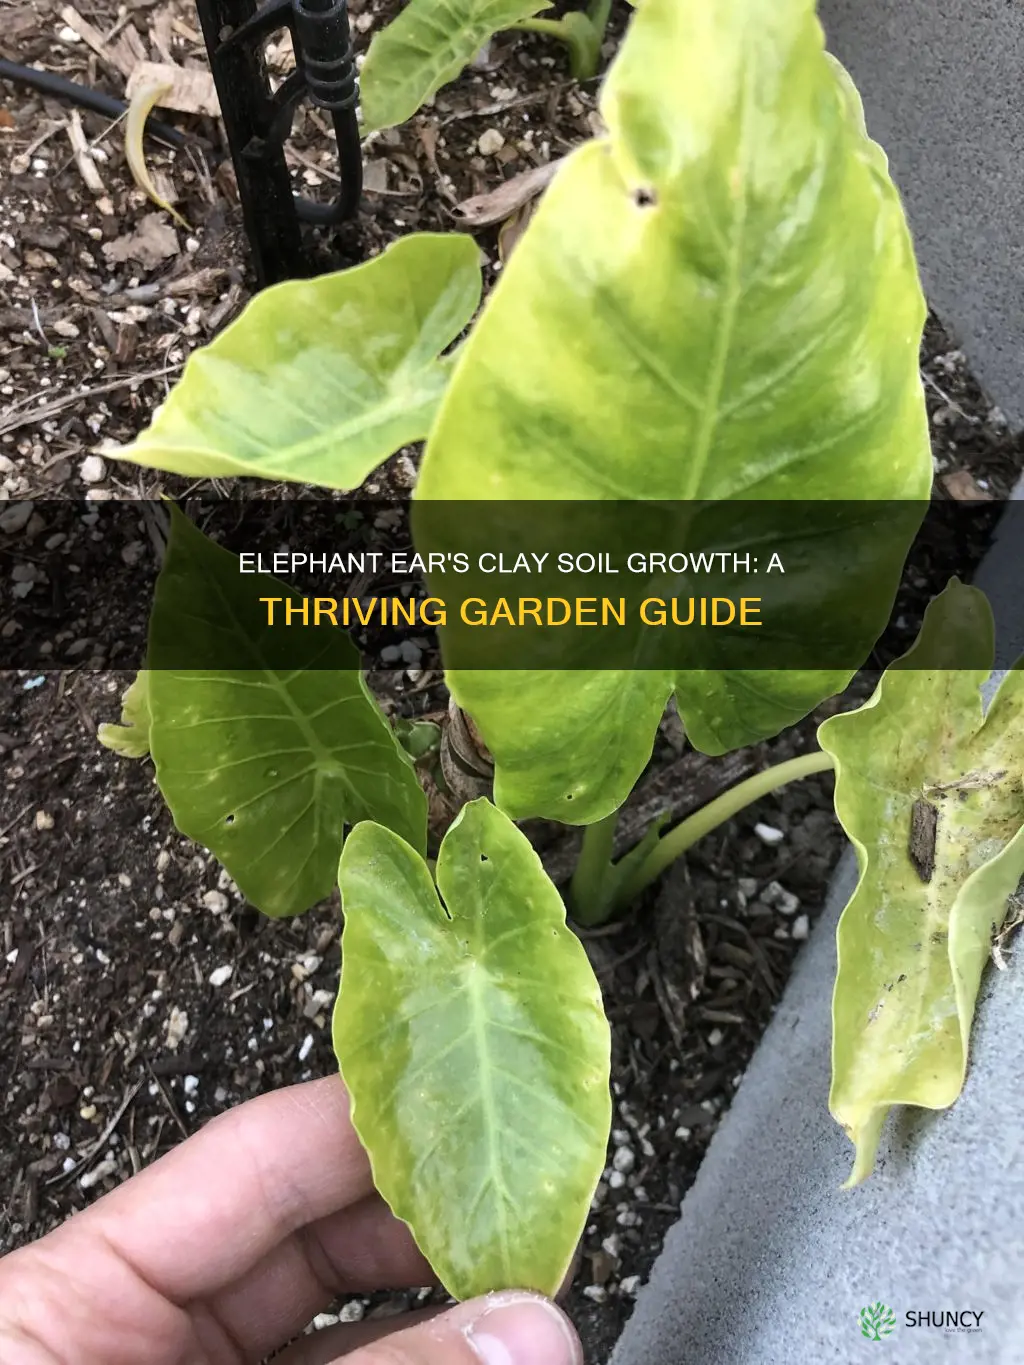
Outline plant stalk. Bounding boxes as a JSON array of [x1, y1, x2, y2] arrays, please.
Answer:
[[568, 809, 619, 926], [586, 0, 614, 51], [612, 749, 836, 912], [513, 0, 614, 81]]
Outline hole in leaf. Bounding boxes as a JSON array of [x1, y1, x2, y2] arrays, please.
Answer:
[[565, 793, 574, 801], [633, 186, 657, 208], [480, 853, 489, 862], [224, 814, 235, 825]]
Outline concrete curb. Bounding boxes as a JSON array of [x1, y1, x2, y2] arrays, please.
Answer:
[[819, 0, 1024, 430], [608, 505, 1024, 1364]]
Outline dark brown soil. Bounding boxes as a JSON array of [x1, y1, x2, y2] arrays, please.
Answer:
[[0, 665, 850, 1365], [2, 4, 1024, 1364]]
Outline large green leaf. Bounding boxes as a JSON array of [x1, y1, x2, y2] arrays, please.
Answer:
[[106, 235, 481, 490], [415, 0, 931, 823], [360, 0, 549, 134], [334, 799, 611, 1298], [145, 509, 427, 917], [819, 582, 1024, 1186]]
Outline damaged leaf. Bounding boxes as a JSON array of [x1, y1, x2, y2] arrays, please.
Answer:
[[125, 80, 189, 227], [818, 580, 1024, 1185], [417, 0, 931, 824], [453, 159, 565, 228], [102, 212, 180, 270]]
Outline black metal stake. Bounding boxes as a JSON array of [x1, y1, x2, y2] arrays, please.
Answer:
[[195, 0, 307, 287], [194, 0, 362, 287]]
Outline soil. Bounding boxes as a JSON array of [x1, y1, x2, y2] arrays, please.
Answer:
[[2, 4, 1024, 1365]]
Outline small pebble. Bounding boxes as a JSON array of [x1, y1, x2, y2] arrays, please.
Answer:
[[209, 964, 234, 988], [165, 1005, 189, 1049], [80, 1157, 118, 1190], [791, 913, 810, 941], [619, 1275, 642, 1297], [0, 501, 34, 534], [477, 128, 505, 155], [582, 1285, 607, 1304], [183, 1075, 200, 1096], [339, 1301, 365, 1323], [754, 822, 785, 846], [202, 889, 229, 913], [608, 1169, 626, 1190], [79, 454, 106, 484], [612, 1146, 635, 1174], [762, 880, 800, 915], [298, 1033, 315, 1063]]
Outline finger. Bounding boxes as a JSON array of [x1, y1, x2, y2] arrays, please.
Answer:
[[205, 1190, 437, 1358], [46, 1076, 372, 1303], [0, 1190, 436, 1365], [332, 1293, 581, 1365], [274, 1306, 446, 1365]]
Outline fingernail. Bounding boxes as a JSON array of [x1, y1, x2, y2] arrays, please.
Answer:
[[465, 1294, 581, 1365]]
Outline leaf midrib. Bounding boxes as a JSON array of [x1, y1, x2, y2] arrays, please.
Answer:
[[682, 45, 753, 499], [465, 963, 514, 1284]]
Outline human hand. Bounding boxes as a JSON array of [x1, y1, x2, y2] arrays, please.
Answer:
[[0, 1076, 582, 1365]]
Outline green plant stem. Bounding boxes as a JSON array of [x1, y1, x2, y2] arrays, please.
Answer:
[[513, 0, 613, 82], [568, 810, 619, 926], [586, 0, 614, 51], [612, 750, 836, 913]]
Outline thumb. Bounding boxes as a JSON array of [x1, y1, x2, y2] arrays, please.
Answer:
[[335, 1292, 582, 1365]]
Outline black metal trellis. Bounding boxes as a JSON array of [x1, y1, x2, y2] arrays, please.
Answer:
[[193, 0, 363, 287]]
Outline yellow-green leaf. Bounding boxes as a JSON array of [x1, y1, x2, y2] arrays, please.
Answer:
[[98, 671, 152, 758], [361, 0, 550, 134], [819, 582, 1024, 1185], [416, 0, 931, 824], [146, 509, 427, 917], [334, 799, 611, 1298], [106, 234, 481, 490]]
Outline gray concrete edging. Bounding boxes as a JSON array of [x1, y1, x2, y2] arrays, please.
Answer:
[[608, 500, 1024, 1365], [819, 0, 1024, 431]]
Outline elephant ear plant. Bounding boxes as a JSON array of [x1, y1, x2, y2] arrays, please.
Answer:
[[358, 0, 617, 135], [97, 0, 1024, 1301]]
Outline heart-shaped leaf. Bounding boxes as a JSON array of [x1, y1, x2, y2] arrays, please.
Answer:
[[334, 798, 611, 1298], [145, 508, 427, 917], [819, 581, 1024, 1185], [416, 0, 931, 823], [106, 234, 481, 490], [360, 0, 550, 133]]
